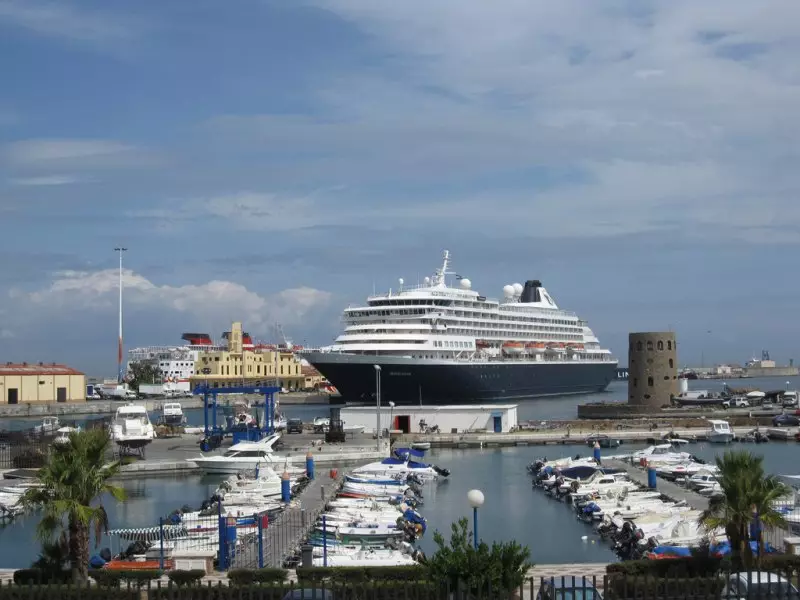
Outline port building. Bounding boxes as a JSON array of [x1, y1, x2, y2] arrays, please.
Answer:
[[0, 363, 86, 404], [340, 404, 518, 434], [189, 322, 305, 391]]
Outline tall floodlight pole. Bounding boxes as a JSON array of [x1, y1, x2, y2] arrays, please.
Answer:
[[115, 247, 127, 383], [374, 364, 382, 451]]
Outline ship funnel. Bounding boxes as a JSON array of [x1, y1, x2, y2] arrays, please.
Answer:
[[520, 280, 542, 303]]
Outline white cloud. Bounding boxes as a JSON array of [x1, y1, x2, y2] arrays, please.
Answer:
[[127, 191, 339, 232], [197, 0, 800, 241], [9, 174, 88, 186], [0, 0, 138, 45], [0, 328, 14, 339], [19, 269, 333, 334], [3, 138, 157, 171]]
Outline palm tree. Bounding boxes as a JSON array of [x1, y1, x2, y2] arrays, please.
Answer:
[[20, 429, 126, 582], [699, 450, 788, 568]]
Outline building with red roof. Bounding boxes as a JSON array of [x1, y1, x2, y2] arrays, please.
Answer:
[[0, 362, 86, 404]]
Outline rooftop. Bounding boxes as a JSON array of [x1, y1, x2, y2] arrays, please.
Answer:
[[0, 363, 84, 376]]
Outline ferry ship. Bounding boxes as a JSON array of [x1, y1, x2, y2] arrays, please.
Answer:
[[302, 251, 618, 405]]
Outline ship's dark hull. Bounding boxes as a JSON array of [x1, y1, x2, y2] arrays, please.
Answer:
[[302, 353, 617, 406]]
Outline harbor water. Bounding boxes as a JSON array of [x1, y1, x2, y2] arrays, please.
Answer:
[[2, 378, 800, 568]]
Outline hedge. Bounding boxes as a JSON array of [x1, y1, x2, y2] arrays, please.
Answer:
[[227, 568, 289, 585], [0, 585, 139, 600], [607, 554, 800, 579], [12, 569, 72, 585], [89, 569, 163, 588], [296, 565, 426, 583], [166, 570, 206, 587], [606, 557, 724, 578], [604, 576, 725, 600]]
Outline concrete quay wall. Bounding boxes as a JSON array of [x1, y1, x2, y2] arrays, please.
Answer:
[[394, 426, 754, 449], [0, 392, 329, 419]]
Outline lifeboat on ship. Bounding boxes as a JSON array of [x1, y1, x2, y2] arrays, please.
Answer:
[[525, 342, 545, 355], [476, 340, 490, 349], [502, 341, 524, 356]]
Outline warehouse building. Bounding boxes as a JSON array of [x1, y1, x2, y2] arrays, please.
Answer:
[[339, 404, 518, 434], [0, 363, 86, 404]]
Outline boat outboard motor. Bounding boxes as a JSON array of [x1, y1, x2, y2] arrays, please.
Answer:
[[432, 465, 450, 477]]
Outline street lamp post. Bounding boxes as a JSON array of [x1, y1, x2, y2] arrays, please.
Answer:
[[467, 489, 485, 550], [374, 365, 381, 452]]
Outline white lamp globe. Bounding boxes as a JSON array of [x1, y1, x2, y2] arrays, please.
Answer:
[[467, 489, 485, 508]]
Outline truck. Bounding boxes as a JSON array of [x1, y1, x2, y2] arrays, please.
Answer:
[[138, 384, 166, 398], [101, 386, 138, 400]]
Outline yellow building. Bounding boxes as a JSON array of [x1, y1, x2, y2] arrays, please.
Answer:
[[0, 363, 86, 404], [190, 322, 305, 391]]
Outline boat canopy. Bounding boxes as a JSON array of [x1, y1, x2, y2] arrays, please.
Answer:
[[393, 447, 425, 459], [107, 525, 187, 542]]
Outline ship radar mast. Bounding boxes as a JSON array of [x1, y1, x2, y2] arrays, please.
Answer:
[[431, 250, 454, 288]]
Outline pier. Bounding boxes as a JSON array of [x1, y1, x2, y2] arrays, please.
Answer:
[[604, 459, 709, 510], [395, 426, 762, 449], [232, 469, 344, 569]]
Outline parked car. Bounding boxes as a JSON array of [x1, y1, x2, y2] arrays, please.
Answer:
[[286, 418, 304, 434], [537, 576, 602, 600], [772, 413, 800, 427], [722, 398, 749, 408], [722, 571, 798, 600]]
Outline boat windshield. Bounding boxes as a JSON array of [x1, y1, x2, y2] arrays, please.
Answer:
[[224, 449, 269, 458]]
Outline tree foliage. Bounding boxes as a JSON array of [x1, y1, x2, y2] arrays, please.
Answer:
[[127, 361, 160, 391], [20, 429, 126, 582], [425, 517, 532, 596], [699, 450, 789, 568]]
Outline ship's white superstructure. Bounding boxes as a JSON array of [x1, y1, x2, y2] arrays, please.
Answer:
[[323, 251, 613, 363]]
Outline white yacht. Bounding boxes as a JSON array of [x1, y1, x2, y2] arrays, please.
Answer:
[[191, 433, 283, 474], [302, 250, 617, 405], [160, 402, 186, 426], [707, 420, 734, 443], [109, 404, 156, 450], [33, 416, 60, 436], [52, 426, 80, 446]]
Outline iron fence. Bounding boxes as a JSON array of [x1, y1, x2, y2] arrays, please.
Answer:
[[5, 573, 800, 600]]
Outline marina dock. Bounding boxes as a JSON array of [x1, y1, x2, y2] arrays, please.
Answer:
[[396, 426, 769, 449], [604, 459, 709, 510], [247, 469, 344, 569]]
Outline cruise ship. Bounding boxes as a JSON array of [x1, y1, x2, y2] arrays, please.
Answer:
[[302, 251, 618, 405]]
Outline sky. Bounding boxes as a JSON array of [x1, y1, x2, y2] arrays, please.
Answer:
[[1, 0, 799, 376]]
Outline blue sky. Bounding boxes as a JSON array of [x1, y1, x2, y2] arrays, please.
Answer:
[[1, 0, 799, 376]]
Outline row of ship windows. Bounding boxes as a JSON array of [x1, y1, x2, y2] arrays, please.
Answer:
[[347, 320, 582, 335], [434, 340, 472, 349], [348, 309, 577, 326]]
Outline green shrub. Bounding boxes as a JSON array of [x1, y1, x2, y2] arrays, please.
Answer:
[[12, 569, 71, 585], [0, 586, 139, 600], [228, 568, 288, 586], [606, 556, 723, 578], [605, 575, 725, 600], [166, 569, 206, 587], [296, 565, 426, 584], [89, 569, 162, 588]]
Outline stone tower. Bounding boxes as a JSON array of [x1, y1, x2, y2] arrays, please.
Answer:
[[628, 332, 678, 408]]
